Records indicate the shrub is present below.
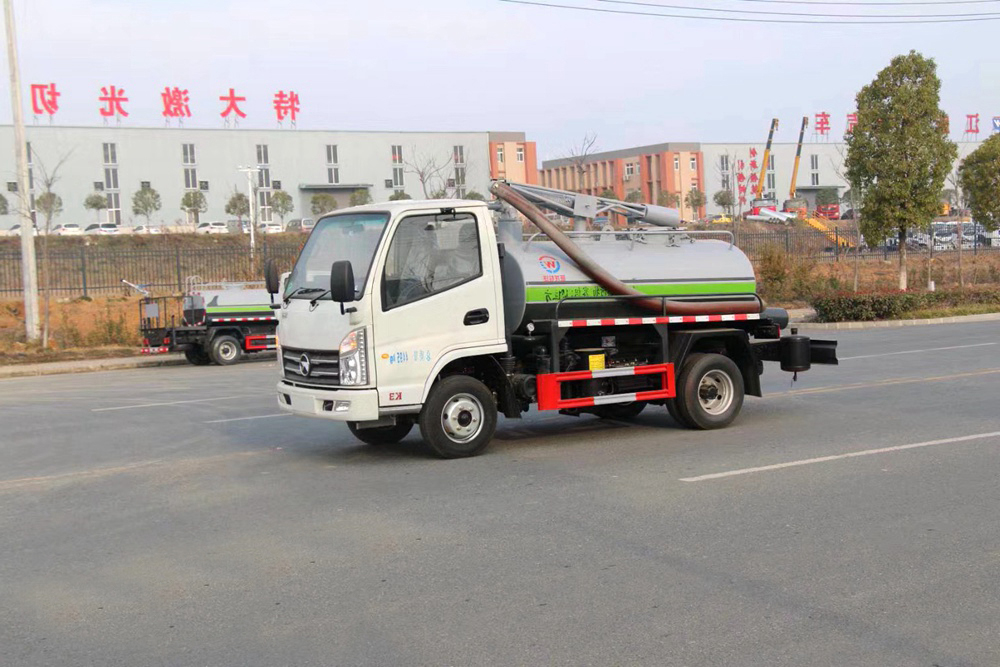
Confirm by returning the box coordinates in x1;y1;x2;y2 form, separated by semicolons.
755;244;819;302
810;287;1000;322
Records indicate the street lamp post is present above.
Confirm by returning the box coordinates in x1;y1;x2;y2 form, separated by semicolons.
238;166;259;260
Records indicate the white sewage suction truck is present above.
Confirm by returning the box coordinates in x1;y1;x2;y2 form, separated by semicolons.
268;182;837;458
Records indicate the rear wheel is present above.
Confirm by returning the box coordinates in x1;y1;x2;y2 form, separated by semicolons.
210;334;243;366
348;421;413;445
594;401;646;420
419;375;498;459
184;346;212;366
665;398;692;428
674;353;744;430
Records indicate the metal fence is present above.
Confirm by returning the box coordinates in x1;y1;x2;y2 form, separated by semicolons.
0;242;304;297
1;229;996;298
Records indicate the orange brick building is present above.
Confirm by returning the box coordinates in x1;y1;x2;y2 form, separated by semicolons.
488;132;538;185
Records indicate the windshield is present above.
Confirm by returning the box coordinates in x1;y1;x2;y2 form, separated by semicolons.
284;212;389;299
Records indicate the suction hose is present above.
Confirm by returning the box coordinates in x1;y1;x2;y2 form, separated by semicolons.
490;182;763;316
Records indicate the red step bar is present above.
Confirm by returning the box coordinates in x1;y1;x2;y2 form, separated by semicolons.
536;363;675;411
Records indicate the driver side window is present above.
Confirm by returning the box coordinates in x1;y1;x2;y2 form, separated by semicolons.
382;213;482;310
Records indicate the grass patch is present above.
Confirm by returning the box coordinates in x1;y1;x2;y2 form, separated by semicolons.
900;305;1000;319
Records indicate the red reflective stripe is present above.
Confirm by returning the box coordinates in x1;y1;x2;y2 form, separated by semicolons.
628;318;643;325
601;318;615;325
536;363;675;411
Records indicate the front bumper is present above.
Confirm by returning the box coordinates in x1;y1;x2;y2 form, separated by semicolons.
276;380;380;422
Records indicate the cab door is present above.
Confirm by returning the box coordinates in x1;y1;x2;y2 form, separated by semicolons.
372;210;503;408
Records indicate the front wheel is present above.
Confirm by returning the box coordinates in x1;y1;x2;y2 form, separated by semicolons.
210;334;243;365
184;346;212;366
419;375;498;459
673;353;744;430
348;421;413;445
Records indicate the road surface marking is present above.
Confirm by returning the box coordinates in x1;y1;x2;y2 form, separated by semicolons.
205;413;291;424
680;430;1000;482
91;395;258;412
840;342;997;361
774;367;1000;397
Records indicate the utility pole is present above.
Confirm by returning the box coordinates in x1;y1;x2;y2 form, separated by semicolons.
238;166;259;260
5;0;39;341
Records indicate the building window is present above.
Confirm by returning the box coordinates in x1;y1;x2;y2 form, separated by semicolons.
625;163;634;179
103;143;117;165
809;154;819;170
256;144;269;165
690;156;697;170
454;166;466;197
768;155;775;170
516;146;524;163
722;175;731;191
327;167;340;185
106;192;121;224
766;172;775;190
497;145;505;164
182;143;196;165
453;145;465;165
391;145;403;165
184;167;198;190
28;168;34;190
720;155;729;172
104;168;119;190
258;168;271;189
673;156;679;170
392;166;404;188
810;173;820;186
258;190;272;222
326;144;338;165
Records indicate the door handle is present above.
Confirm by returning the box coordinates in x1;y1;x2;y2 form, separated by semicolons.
464;308;490;326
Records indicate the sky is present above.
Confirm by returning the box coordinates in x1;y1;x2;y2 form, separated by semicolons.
1;0;999;160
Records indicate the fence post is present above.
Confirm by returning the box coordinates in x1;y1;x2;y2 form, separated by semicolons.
835;227;840;261
785;229;790;254
175;247;183;291
80;246;88;298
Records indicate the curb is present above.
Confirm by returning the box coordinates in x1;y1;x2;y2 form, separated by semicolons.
792;311;1000;331
0;354;188;379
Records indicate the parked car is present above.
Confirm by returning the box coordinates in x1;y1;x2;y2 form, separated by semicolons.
195;221;229;235
704;214;733;224
84;222;120;235
6;223;37;237
258;222;283;234
133;225;162;235
52;223;83;236
301;217;315;233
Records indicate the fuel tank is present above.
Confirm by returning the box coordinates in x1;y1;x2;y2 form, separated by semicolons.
498;227;758;335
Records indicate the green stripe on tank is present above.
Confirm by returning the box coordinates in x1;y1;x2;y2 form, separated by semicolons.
524;281;756;303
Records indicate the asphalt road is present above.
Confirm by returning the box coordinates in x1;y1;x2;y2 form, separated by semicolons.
2;321;999;666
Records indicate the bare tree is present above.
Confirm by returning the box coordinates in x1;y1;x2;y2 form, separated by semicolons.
565;133;598;193
830;146;862;292
33;150;74;347
403;148;454;199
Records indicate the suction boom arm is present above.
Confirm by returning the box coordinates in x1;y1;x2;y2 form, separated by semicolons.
496;182;681;228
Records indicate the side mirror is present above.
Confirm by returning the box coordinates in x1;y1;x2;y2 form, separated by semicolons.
330;260;356;303
264;259;280;295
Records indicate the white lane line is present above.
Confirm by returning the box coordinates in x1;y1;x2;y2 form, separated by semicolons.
840;342;997;361
680;430;1000;483
204;413;290;424
91;395;258;412
772;367;1000;397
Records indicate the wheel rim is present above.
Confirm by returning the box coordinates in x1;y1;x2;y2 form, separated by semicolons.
698;369;734;416
219;341;238;361
440;393;484;444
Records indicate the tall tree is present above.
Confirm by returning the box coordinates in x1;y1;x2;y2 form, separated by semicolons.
814;187;840;207
712;189;734;214
310;193;337;215
0;193;8;215
270;189;294;224
225;190;250;224
959;134;1000;232
349;189;373;207
84;193;107;222
131;186;162;225
33;151;72;347
388;191;412;201
658;191;680;208
845;51;957;289
463;191;485;201
684;188;707;219
599;188;617;199
181;191;208;225
624;189;643;203
565;133;598;192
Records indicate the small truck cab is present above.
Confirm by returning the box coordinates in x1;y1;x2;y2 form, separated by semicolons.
272;184;837;458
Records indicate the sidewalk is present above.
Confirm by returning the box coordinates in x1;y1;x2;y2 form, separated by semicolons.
788;308;1000;330
0;354;187;379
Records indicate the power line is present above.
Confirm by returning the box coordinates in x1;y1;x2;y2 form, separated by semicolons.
499;0;1000;21
695;0;1000;5
599;0;1000;16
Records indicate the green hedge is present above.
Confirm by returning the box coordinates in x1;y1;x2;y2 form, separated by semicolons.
811;287;1000;322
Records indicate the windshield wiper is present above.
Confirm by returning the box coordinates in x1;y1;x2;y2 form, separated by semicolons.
283;287;323;305
308;291;330;308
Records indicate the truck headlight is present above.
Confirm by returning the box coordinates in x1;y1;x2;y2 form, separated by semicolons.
339;328;368;386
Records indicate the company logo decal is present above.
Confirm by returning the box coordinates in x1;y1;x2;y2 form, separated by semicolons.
298;353;311;377
539;255;561;274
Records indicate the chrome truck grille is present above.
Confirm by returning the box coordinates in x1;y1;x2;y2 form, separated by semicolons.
281;347;340;386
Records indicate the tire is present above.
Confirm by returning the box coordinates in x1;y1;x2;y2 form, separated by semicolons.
418;375;498;459
665;398;692;428
209;334;243;366
594;401;646;420
184;346;212;366
348;421;413;445
673;353;744;430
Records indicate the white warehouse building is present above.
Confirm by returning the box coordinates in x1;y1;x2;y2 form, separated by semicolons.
0;125;509;231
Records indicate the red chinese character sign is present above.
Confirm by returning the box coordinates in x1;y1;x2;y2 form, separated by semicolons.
30;83;60;119
161;87;191;123
273;90;300;125
219;88;247;126
814;112;830;140
99;85;128;122
846;113;858;134
964;113;980;139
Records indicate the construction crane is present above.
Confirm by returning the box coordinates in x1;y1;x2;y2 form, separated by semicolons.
749;118;779;217
783;116;809;217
